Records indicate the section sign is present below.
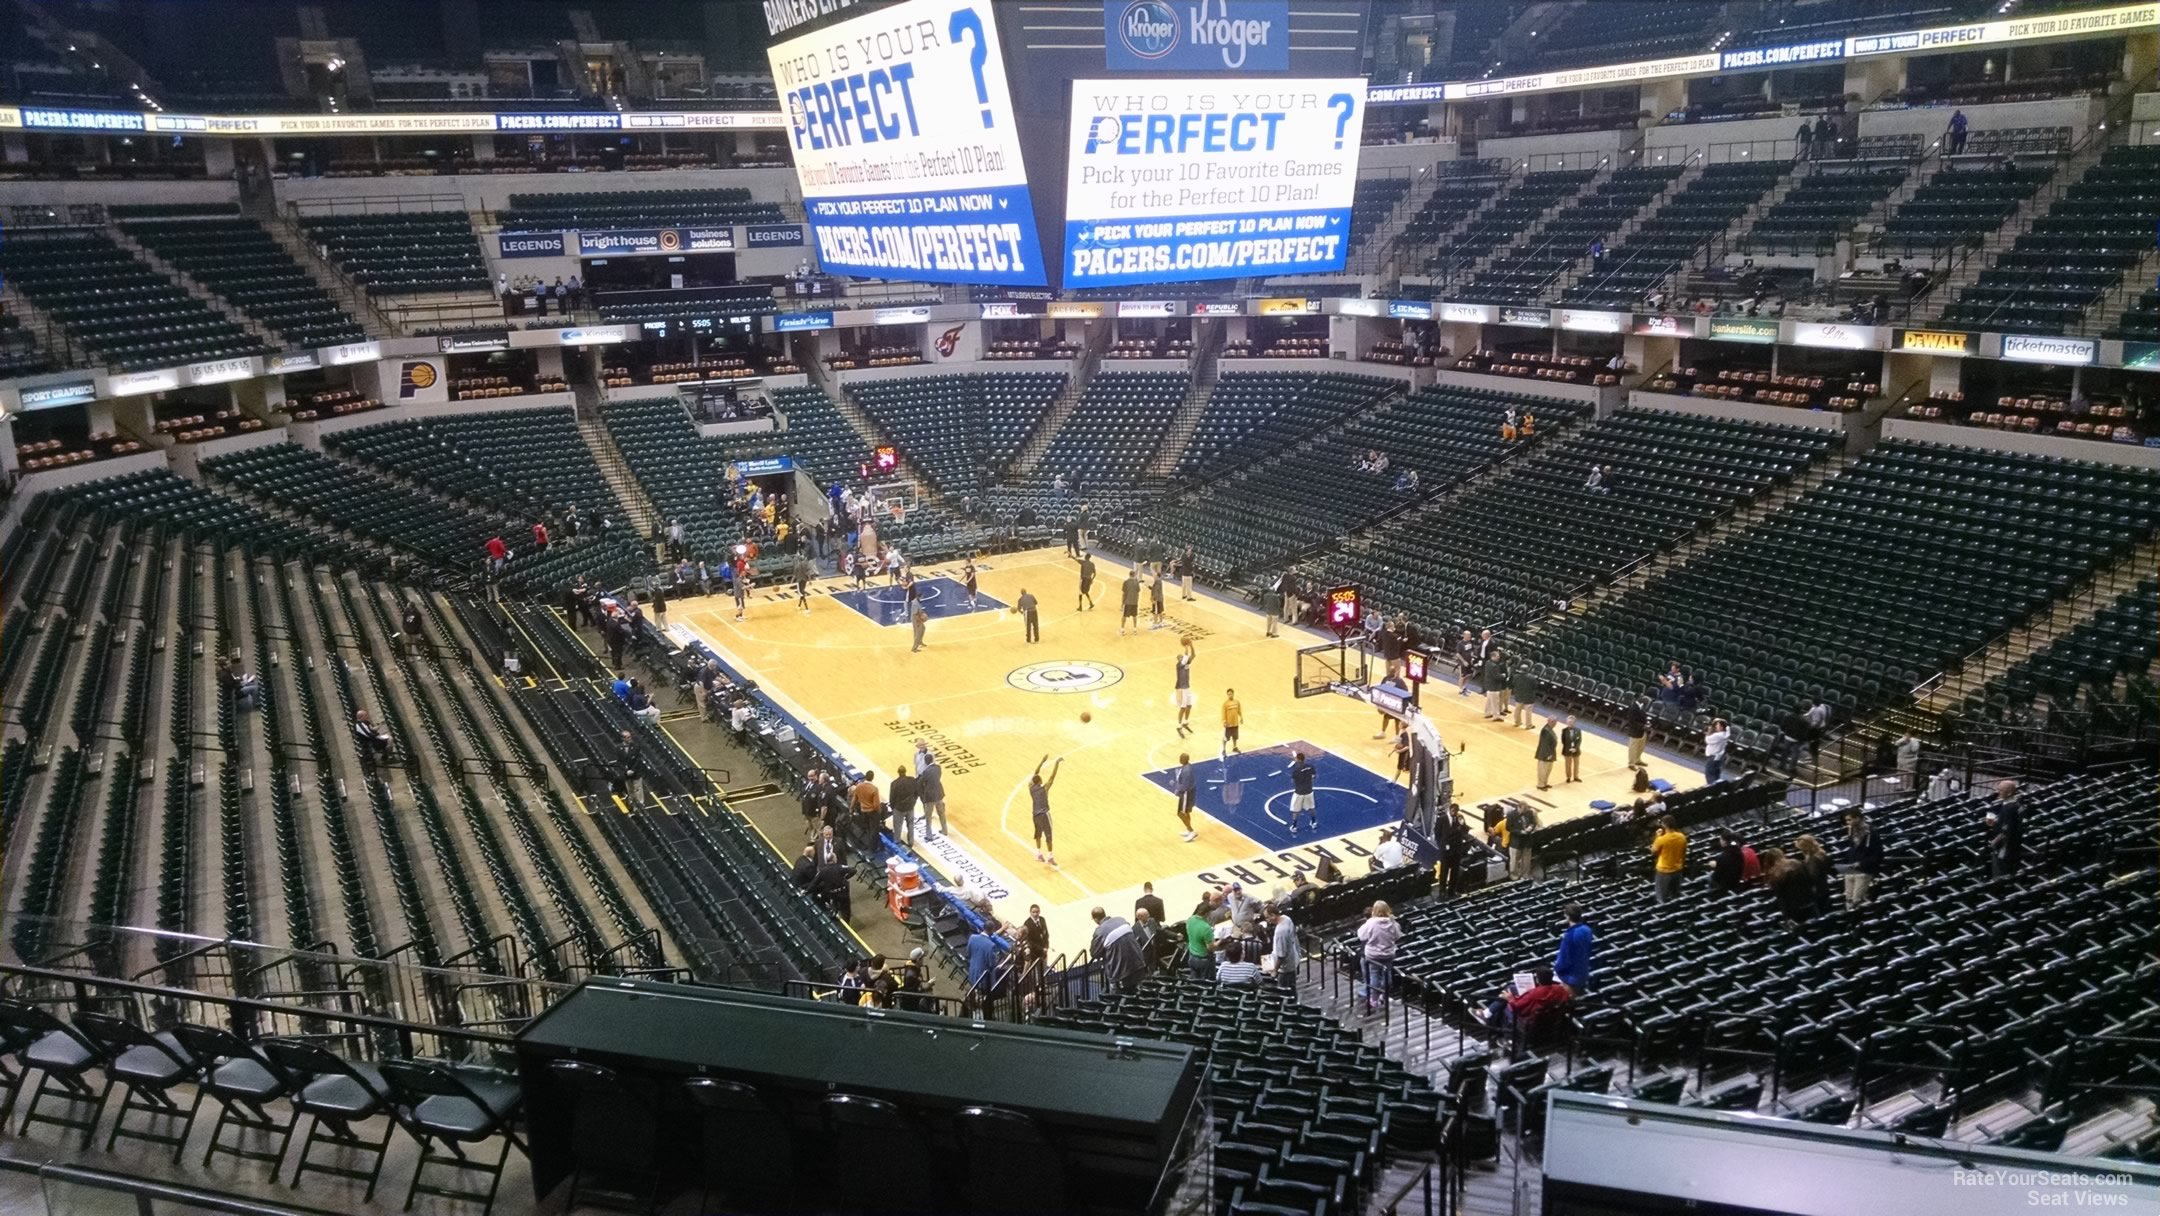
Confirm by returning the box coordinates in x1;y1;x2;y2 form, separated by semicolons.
1064;77;1365;287
767;0;1046;286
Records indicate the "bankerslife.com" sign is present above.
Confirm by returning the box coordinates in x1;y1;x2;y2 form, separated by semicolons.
766;0;1046;286
1062;78;1365;288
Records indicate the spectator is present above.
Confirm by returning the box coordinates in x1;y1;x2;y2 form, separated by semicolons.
847;770;883;854
1505;801;1538;879
611;671;632;703
484;534;508;577
1947;108;1969;155
1703;718;1731;783
1266;907;1301;988
1895;733;1922;780
1762;848;1811;924
917;752;947;840
399;602;425;655
613;730;644;803
1134;881;1166;927
888;764;919;848
965;919;1003;1007
626;680;660;725
1841;810;1882;908
1986;780;2023;877
1215;939;1261;985
1482;965;1573;1040
1794;118;1815;160
1183;904;1215;977
224;654;261;712
1356;901;1401;1014
1709;830;1749;893
1584;464;1605;493
814;823;847;869
1090;907;1144;993
1650;817;1687;901
1372;826;1405;869
1793;834;1834;917
1019;903;1050;960
1554;904;1594;992
350;709;390;765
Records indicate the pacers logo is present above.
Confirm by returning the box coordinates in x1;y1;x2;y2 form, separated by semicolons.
397;359;439;399
1008;661;1124;695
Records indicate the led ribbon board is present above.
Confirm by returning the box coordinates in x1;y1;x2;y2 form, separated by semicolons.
1063;77;1366;287
767;0;1046;286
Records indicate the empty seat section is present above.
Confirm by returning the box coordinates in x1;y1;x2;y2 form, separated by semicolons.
120;216;368;347
0;229;269;370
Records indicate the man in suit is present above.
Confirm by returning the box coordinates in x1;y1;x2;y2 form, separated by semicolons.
1134;881;1166;927
1623;699;1650;769
1534;716;1559;790
1560;715;1584;783
888;764;919;848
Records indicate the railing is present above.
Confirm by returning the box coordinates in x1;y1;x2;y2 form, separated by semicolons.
283;192;470;220
12;1162;349;1216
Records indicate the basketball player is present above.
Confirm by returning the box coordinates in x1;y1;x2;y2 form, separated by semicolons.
1118;566;1141;636
1029;754;1062;865
849;548;869;592
1221;688;1243;760
732;553;752;621
793;551;813;613
962;558;979;609
1077;552;1097;611
902;571;921;619
885;544;904;585
1172;639;1195;737
1148;564;1166;629
1288;749;1318;836
1179;545;1197;601
1171;751;1197;842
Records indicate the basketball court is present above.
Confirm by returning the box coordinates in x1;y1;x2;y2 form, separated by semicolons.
673;546;1697;949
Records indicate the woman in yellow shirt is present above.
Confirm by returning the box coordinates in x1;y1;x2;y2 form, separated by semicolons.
1650;817;1687;902
1220;689;1243;758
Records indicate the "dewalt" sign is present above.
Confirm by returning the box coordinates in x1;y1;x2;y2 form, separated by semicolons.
1894;328;1976;356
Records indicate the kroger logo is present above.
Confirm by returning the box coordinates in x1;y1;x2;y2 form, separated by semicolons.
1119;0;1180;59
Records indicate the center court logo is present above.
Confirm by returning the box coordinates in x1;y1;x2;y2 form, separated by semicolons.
1007;661;1125;694
1119;0;1180;59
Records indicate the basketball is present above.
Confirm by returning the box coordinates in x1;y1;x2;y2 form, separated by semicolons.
1080;712;1092;723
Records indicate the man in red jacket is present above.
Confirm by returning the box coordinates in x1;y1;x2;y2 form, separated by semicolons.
484;535;508;577
1481;965;1572;1038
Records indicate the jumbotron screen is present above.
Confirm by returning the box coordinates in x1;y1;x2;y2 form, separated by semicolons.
1062;77;1366;288
767;0;1048;286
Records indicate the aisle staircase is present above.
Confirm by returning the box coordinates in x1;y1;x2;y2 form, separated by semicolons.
1145;321;1227;476
1010;322;1113;477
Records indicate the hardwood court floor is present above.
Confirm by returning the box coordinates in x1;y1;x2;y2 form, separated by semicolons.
679;546;1696;945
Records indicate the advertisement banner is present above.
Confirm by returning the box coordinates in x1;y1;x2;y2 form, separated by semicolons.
2001;334;2096;365
1334;298;1385;317
1499;306;1551;328
978;302;1035;319
1631;314;1694;337
188;356;259;386
1708;318;1780;344
439;331;513;353
1105;0;1291;72
734;456;796;477
774;311;836;332
1719;40;1844;71
1556;308;1626;333
323;341;381;366
267;350;321;374
1117;300;1185;317
1439;302;1496;324
1893;328;1976;357
768;0;1047;286
874;305;934;325
16;379;98;410
497;232;567;258
575;227;734;257
106;369;181;396
1063;77;1366;288
1791;321;1881;350
1191;301;1245;317
556;326;630;346
1255;296;1320;316
2122;341;2159;370
1387;300;1433;320
1047;301;1108;319
745;224;807;248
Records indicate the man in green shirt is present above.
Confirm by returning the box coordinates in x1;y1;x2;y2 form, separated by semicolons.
1184;912;1215;978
